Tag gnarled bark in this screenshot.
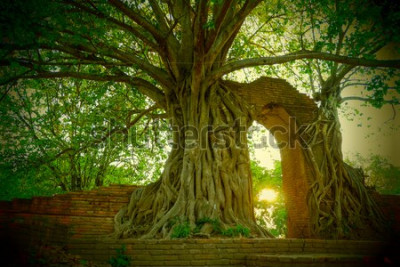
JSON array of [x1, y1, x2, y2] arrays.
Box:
[[114, 81, 272, 239], [224, 77, 387, 239], [303, 95, 387, 239]]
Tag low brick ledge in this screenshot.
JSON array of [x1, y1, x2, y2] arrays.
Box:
[[65, 238, 387, 266], [246, 254, 366, 267]]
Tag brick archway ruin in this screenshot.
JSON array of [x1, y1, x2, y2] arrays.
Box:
[[225, 77, 318, 238]]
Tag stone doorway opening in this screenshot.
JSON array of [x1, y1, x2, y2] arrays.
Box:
[[227, 77, 318, 238], [248, 121, 287, 238]]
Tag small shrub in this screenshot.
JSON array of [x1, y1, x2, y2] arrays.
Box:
[[236, 224, 250, 237], [171, 221, 191, 238], [169, 217, 251, 238], [194, 217, 222, 233], [222, 224, 250, 237], [108, 245, 131, 267]]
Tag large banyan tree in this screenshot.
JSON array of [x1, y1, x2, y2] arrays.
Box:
[[1, 0, 400, 239]]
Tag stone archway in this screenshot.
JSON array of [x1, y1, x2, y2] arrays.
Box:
[[224, 77, 318, 238]]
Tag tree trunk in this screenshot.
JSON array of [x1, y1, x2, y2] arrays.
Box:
[[114, 80, 272, 239], [304, 91, 386, 239]]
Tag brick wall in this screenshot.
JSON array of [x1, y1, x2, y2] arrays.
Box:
[[0, 185, 396, 266], [0, 185, 137, 248], [225, 77, 400, 241], [2, 77, 396, 244], [226, 77, 317, 238], [68, 238, 387, 266], [224, 77, 318, 125], [257, 105, 313, 238]]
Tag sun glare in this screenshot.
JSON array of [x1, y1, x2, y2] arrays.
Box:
[[258, 189, 278, 202]]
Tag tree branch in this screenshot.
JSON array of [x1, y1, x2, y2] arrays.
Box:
[[148, 0, 173, 38], [107, 0, 155, 34], [341, 96, 399, 105], [100, 45, 174, 89], [107, 0, 166, 44], [41, 37, 174, 90], [66, 0, 161, 53], [38, 105, 159, 167], [147, 0, 180, 74], [324, 65, 355, 91], [0, 82, 16, 102], [212, 50, 400, 80], [207, 0, 261, 65], [80, 105, 159, 153], [1, 58, 131, 67], [205, 0, 234, 52], [2, 44, 169, 104], [15, 71, 165, 105]]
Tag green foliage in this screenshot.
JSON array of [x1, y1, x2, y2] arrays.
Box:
[[0, 1, 398, 238], [171, 221, 191, 239], [221, 224, 250, 237], [251, 160, 287, 237], [234, 0, 400, 111], [194, 217, 222, 234], [267, 208, 288, 237], [203, 20, 216, 30], [0, 77, 168, 198], [170, 217, 251, 238], [0, 163, 65, 201], [366, 71, 400, 108], [347, 154, 400, 195], [108, 245, 131, 267]]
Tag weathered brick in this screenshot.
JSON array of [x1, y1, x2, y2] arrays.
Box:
[[215, 242, 240, 248], [189, 260, 207, 265], [219, 248, 240, 254], [205, 259, 231, 265], [132, 260, 165, 266], [163, 260, 191, 266], [0, 185, 394, 266], [188, 249, 203, 254], [239, 243, 254, 248], [201, 243, 217, 249], [152, 255, 180, 261]]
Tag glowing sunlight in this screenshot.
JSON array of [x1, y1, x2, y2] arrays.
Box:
[[258, 189, 278, 202]]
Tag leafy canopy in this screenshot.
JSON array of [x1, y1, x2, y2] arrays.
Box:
[[1, 0, 400, 199]]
